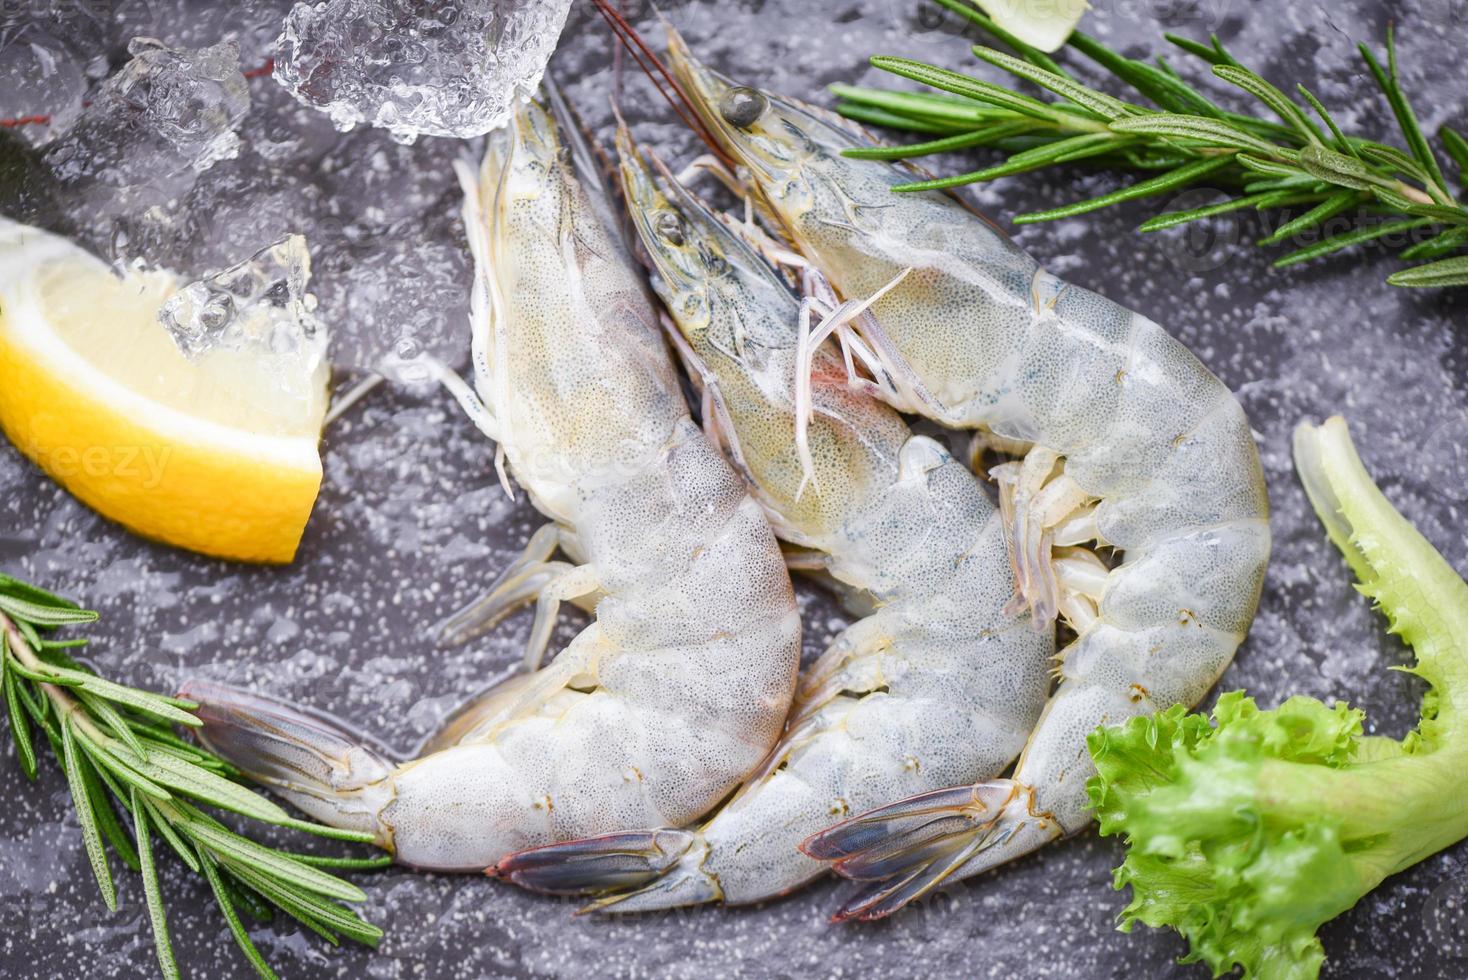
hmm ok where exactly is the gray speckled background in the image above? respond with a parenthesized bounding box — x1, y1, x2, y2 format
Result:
(2, 0, 1467, 977)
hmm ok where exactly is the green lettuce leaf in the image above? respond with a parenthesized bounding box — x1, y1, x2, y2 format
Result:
(1087, 416, 1468, 979)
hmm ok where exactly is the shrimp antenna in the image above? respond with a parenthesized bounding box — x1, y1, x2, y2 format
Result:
(610, 0, 626, 106)
(588, 1, 700, 138)
(587, 0, 737, 171)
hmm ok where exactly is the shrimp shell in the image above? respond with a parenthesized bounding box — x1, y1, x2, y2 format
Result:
(666, 33, 1270, 918)
(490, 120, 1052, 911)
(180, 93, 801, 874)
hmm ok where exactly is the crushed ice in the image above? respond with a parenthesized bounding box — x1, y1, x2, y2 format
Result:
(41, 37, 250, 215)
(157, 235, 330, 419)
(273, 0, 574, 143)
(159, 233, 325, 360)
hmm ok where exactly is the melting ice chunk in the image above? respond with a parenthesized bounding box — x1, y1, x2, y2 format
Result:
(43, 37, 250, 213)
(274, 0, 574, 143)
(160, 235, 324, 358)
(158, 235, 330, 422)
(0, 28, 88, 144)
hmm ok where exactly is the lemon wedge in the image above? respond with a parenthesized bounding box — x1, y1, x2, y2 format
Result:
(974, 0, 1088, 53)
(0, 219, 329, 563)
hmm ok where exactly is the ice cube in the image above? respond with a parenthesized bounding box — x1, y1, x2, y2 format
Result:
(157, 235, 331, 430)
(274, 0, 574, 143)
(159, 234, 325, 366)
(42, 37, 250, 215)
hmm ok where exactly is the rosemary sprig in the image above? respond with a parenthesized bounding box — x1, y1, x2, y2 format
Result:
(833, 0, 1468, 286)
(0, 572, 390, 979)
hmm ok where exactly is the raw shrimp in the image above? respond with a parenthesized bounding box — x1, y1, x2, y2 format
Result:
(179, 93, 801, 873)
(667, 35, 1271, 918)
(490, 123, 1052, 911)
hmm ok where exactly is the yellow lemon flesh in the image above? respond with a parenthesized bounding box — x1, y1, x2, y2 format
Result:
(0, 220, 329, 563)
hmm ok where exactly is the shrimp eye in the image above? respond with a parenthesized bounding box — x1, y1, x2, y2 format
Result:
(719, 87, 767, 129)
(655, 211, 685, 246)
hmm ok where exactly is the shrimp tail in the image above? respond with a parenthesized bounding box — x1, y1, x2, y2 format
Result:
(491, 828, 722, 913)
(800, 780, 1060, 921)
(177, 679, 397, 846)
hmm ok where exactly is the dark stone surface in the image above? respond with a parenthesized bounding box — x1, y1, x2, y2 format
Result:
(1, 1, 1466, 977)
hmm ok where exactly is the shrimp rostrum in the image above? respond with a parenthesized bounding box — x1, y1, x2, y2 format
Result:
(179, 93, 801, 873)
(491, 120, 1053, 912)
(667, 35, 1271, 918)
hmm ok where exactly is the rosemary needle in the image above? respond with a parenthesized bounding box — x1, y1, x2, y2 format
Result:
(834, 0, 1468, 287)
(0, 572, 390, 980)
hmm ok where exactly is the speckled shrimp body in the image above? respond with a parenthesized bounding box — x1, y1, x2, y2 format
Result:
(490, 128, 1054, 912)
(180, 96, 801, 873)
(667, 38, 1271, 918)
